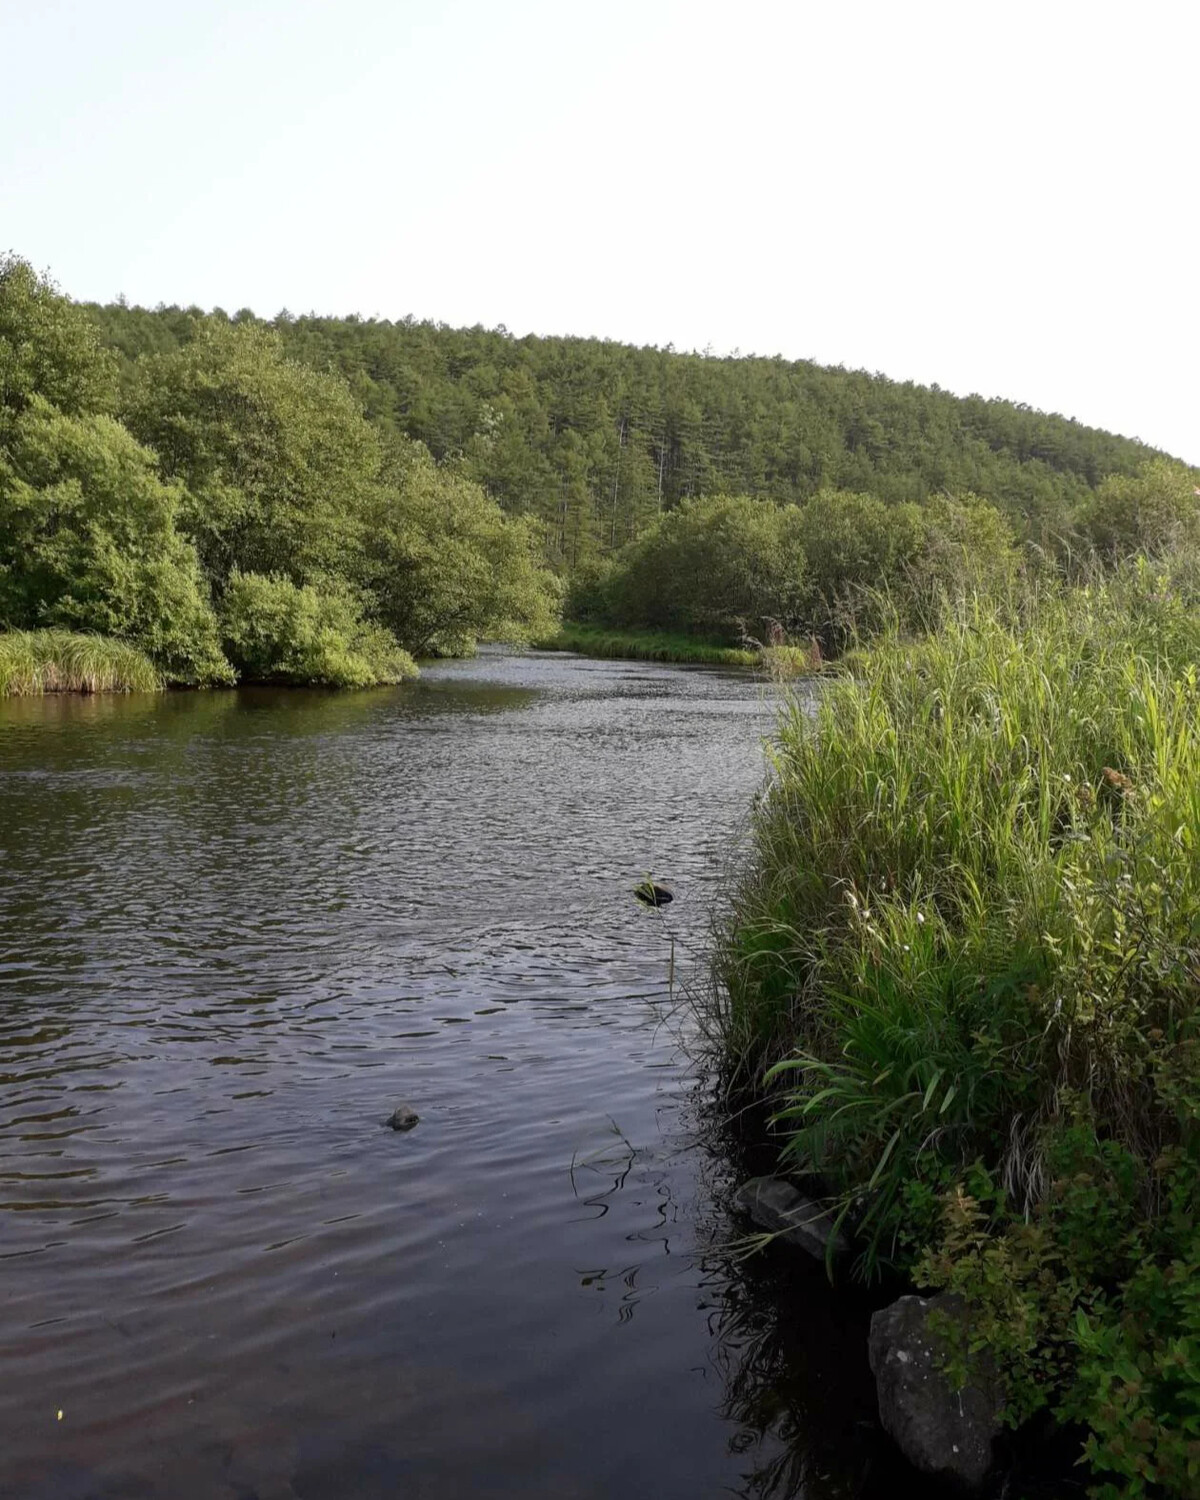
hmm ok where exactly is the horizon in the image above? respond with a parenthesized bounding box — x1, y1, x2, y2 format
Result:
(6, 0, 1197, 462)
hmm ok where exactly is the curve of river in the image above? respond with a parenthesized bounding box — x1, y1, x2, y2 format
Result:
(0, 649, 893, 1500)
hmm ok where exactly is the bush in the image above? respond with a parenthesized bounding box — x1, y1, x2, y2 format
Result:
(713, 568, 1200, 1495)
(220, 571, 416, 688)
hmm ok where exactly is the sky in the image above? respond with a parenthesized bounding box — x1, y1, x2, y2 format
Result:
(3, 0, 1197, 461)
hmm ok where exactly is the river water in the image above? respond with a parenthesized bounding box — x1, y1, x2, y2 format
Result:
(0, 649, 891, 1500)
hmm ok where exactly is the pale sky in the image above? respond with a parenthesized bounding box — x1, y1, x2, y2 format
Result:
(3, 0, 1197, 462)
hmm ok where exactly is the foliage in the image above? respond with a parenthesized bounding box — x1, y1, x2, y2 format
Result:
(219, 571, 416, 688)
(90, 298, 1179, 563)
(0, 255, 116, 419)
(356, 438, 560, 656)
(1082, 458, 1200, 563)
(0, 258, 563, 691)
(582, 494, 808, 642)
(0, 397, 231, 684)
(0, 629, 162, 695)
(123, 321, 383, 588)
(712, 570, 1200, 1495)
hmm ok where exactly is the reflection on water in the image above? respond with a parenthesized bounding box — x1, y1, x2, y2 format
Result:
(0, 648, 888, 1499)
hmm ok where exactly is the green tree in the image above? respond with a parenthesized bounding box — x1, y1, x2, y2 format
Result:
(124, 322, 383, 588)
(0, 256, 117, 419)
(600, 494, 808, 641)
(356, 438, 560, 656)
(0, 398, 230, 682)
(1081, 458, 1200, 561)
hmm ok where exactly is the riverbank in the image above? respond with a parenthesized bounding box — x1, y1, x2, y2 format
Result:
(0, 630, 163, 696)
(708, 570, 1200, 1497)
(533, 624, 819, 676)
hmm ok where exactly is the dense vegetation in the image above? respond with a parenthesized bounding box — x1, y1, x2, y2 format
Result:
(83, 291, 1198, 668)
(714, 567, 1200, 1497)
(0, 257, 557, 688)
(91, 298, 1166, 569)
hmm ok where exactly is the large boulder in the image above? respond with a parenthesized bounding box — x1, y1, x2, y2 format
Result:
(733, 1175, 850, 1262)
(868, 1293, 1003, 1493)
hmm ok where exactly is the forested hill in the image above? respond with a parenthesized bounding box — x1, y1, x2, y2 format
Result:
(89, 301, 1168, 567)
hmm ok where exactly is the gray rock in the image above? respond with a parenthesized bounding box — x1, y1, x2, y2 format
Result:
(868, 1293, 1003, 1493)
(385, 1104, 420, 1131)
(733, 1175, 850, 1262)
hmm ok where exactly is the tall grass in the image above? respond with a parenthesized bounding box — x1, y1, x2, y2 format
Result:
(710, 565, 1200, 1493)
(0, 631, 163, 695)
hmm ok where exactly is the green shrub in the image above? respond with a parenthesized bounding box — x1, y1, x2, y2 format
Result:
(220, 571, 416, 688)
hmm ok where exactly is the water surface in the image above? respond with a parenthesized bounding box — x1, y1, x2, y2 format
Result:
(0, 650, 886, 1500)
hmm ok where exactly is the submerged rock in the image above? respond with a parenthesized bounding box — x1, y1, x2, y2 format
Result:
(733, 1175, 850, 1262)
(633, 880, 673, 907)
(868, 1293, 1002, 1493)
(385, 1104, 420, 1131)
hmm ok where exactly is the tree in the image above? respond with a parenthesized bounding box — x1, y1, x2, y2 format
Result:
(0, 398, 230, 682)
(123, 322, 383, 588)
(1081, 459, 1200, 561)
(355, 438, 560, 656)
(0, 256, 117, 419)
(599, 494, 808, 640)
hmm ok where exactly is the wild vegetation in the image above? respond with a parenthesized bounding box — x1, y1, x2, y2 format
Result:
(712, 562, 1200, 1497)
(0, 630, 161, 695)
(91, 298, 1164, 569)
(534, 624, 760, 667)
(0, 257, 557, 689)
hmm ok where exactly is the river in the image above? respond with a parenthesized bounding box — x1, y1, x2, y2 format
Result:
(0, 649, 893, 1500)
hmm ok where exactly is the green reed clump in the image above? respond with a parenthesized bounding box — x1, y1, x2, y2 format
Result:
(0, 630, 163, 695)
(712, 563, 1200, 1496)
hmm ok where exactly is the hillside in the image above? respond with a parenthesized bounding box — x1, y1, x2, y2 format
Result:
(88, 303, 1170, 568)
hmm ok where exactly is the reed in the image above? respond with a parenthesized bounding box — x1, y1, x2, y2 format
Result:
(0, 630, 163, 696)
(708, 564, 1200, 1493)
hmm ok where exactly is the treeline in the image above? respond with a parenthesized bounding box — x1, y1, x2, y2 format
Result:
(0, 258, 558, 688)
(569, 461, 1200, 650)
(89, 299, 1169, 571)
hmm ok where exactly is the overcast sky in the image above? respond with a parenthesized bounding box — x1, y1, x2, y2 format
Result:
(4, 0, 1197, 461)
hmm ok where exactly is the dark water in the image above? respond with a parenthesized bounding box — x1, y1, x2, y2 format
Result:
(0, 650, 887, 1500)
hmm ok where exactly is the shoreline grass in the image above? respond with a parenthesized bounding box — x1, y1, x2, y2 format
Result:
(707, 568, 1200, 1495)
(0, 630, 163, 696)
(533, 624, 761, 667)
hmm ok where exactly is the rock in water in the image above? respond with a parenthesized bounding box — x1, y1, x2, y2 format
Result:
(733, 1175, 850, 1262)
(386, 1104, 420, 1131)
(868, 1293, 1002, 1493)
(633, 880, 673, 907)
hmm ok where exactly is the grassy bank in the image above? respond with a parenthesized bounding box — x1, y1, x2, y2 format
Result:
(711, 569, 1200, 1497)
(0, 631, 163, 696)
(531, 621, 804, 669)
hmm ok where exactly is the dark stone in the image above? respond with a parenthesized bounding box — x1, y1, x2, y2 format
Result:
(868, 1293, 1003, 1493)
(733, 1175, 850, 1262)
(385, 1104, 420, 1131)
(633, 881, 673, 907)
